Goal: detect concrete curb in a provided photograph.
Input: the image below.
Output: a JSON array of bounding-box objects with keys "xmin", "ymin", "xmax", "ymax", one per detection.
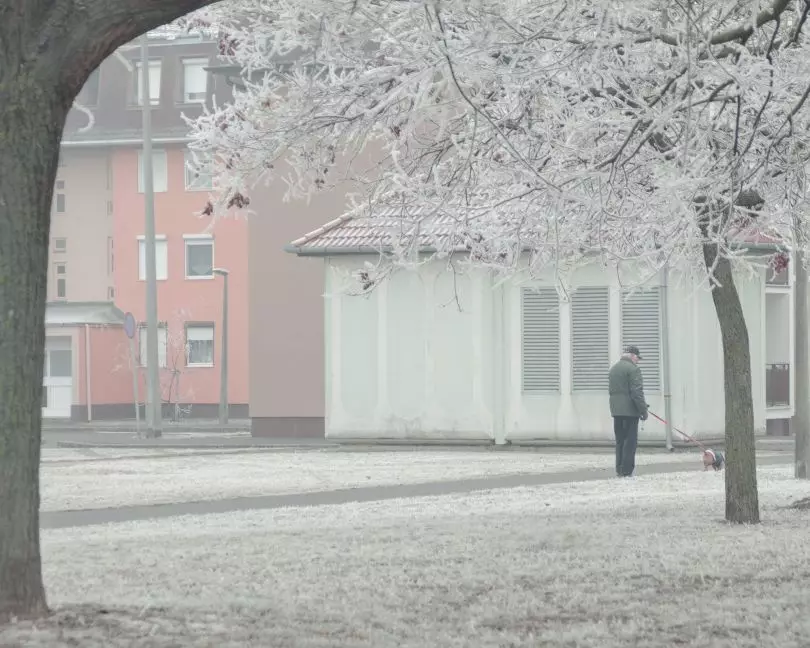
[
  {"xmin": 54, "ymin": 441, "xmax": 337, "ymax": 451},
  {"xmin": 43, "ymin": 419, "xmax": 251, "ymax": 432}
]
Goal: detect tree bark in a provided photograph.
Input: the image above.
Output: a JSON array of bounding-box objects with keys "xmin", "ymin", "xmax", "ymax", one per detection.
[
  {"xmin": 702, "ymin": 243, "xmax": 760, "ymax": 524},
  {"xmin": 0, "ymin": 79, "xmax": 64, "ymax": 622},
  {"xmin": 0, "ymin": 0, "xmax": 219, "ymax": 622}
]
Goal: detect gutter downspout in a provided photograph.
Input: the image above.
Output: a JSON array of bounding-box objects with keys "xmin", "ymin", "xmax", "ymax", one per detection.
[
  {"xmin": 661, "ymin": 265, "xmax": 673, "ymax": 450},
  {"xmin": 492, "ymin": 272, "xmax": 507, "ymax": 445},
  {"xmin": 85, "ymin": 324, "xmax": 93, "ymax": 422}
]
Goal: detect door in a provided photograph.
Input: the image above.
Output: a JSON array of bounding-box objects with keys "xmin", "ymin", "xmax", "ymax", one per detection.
[{"xmin": 42, "ymin": 336, "xmax": 73, "ymax": 418}]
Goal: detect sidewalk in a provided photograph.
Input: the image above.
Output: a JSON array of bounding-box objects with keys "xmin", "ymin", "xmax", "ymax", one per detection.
[
  {"xmin": 44, "ymin": 425, "xmax": 797, "ymax": 453},
  {"xmin": 40, "ymin": 452, "xmax": 793, "ymax": 530},
  {"xmin": 42, "ymin": 419, "xmax": 251, "ymax": 434}
]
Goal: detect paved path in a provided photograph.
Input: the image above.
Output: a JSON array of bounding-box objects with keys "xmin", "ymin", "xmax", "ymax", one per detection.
[{"xmin": 40, "ymin": 453, "xmax": 792, "ymax": 530}]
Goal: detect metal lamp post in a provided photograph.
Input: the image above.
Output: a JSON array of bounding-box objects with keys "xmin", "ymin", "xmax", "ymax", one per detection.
[
  {"xmin": 140, "ymin": 33, "xmax": 162, "ymax": 437},
  {"xmin": 213, "ymin": 268, "xmax": 229, "ymax": 425}
]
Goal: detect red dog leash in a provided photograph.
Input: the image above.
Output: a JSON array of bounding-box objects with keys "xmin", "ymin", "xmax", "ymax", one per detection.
[{"xmin": 647, "ymin": 411, "xmax": 709, "ymax": 452}]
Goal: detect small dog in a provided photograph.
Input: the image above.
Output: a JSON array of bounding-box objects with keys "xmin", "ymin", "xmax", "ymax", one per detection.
[{"xmin": 702, "ymin": 449, "xmax": 725, "ymax": 471}]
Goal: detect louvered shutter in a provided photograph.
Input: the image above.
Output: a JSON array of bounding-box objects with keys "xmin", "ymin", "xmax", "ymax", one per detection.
[
  {"xmin": 621, "ymin": 288, "xmax": 661, "ymax": 392},
  {"xmin": 521, "ymin": 289, "xmax": 560, "ymax": 392},
  {"xmin": 571, "ymin": 287, "xmax": 610, "ymax": 391}
]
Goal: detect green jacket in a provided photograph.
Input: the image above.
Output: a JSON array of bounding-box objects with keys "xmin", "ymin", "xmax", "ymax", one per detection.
[{"xmin": 608, "ymin": 357, "xmax": 647, "ymax": 418}]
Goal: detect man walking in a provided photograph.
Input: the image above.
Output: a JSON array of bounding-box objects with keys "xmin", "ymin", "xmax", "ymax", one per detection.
[{"xmin": 608, "ymin": 345, "xmax": 648, "ymax": 477}]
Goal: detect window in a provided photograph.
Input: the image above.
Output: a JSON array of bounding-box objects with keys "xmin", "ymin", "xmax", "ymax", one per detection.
[
  {"xmin": 521, "ymin": 288, "xmax": 561, "ymax": 392},
  {"xmin": 107, "ymin": 237, "xmax": 114, "ymax": 275},
  {"xmin": 48, "ymin": 350, "xmax": 72, "ymax": 378},
  {"xmin": 138, "ymin": 323, "xmax": 168, "ymax": 368},
  {"xmin": 134, "ymin": 60, "xmax": 162, "ymax": 106},
  {"xmin": 54, "ymin": 238, "xmax": 67, "ymax": 253},
  {"xmin": 571, "ymin": 286, "xmax": 610, "ymax": 391},
  {"xmin": 54, "ymin": 263, "xmax": 67, "ymax": 300},
  {"xmin": 108, "ymin": 287, "xmax": 115, "ymax": 300},
  {"xmin": 105, "ymin": 155, "xmax": 112, "ymax": 190},
  {"xmin": 54, "ymin": 180, "xmax": 66, "ymax": 213},
  {"xmin": 137, "ymin": 149, "xmax": 168, "ymax": 193},
  {"xmin": 182, "ymin": 58, "xmax": 208, "ymax": 103},
  {"xmin": 137, "ymin": 236, "xmax": 168, "ymax": 281},
  {"xmin": 184, "ymin": 150, "xmax": 213, "ymax": 190},
  {"xmin": 186, "ymin": 324, "xmax": 214, "ymax": 366},
  {"xmin": 184, "ymin": 236, "xmax": 214, "ymax": 278},
  {"xmin": 621, "ymin": 288, "xmax": 662, "ymax": 392}
]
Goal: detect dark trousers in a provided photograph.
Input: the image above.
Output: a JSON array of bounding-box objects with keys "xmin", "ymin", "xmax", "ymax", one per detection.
[{"xmin": 613, "ymin": 416, "xmax": 639, "ymax": 477}]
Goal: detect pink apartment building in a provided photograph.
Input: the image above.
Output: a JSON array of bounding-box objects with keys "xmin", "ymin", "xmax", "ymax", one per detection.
[
  {"xmin": 45, "ymin": 33, "xmax": 250, "ymax": 420},
  {"xmin": 111, "ymin": 145, "xmax": 249, "ymax": 417}
]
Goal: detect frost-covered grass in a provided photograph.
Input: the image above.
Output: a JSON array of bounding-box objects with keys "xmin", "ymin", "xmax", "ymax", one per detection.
[
  {"xmin": 40, "ymin": 449, "xmax": 720, "ymax": 511},
  {"xmin": 5, "ymin": 465, "xmax": 810, "ymax": 646}
]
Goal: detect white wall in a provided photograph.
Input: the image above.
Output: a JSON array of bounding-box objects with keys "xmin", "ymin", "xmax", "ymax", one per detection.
[
  {"xmin": 765, "ymin": 292, "xmax": 791, "ymax": 364},
  {"xmin": 324, "ymin": 256, "xmax": 770, "ymax": 443},
  {"xmin": 676, "ymin": 269, "xmax": 766, "ymax": 440},
  {"xmin": 504, "ymin": 263, "xmax": 667, "ymax": 442},
  {"xmin": 325, "ymin": 258, "xmax": 496, "ymax": 440}
]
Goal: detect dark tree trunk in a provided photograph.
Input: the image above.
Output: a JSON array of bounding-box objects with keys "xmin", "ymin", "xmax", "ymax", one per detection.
[
  {"xmin": 702, "ymin": 243, "xmax": 760, "ymax": 524},
  {"xmin": 0, "ymin": 0, "xmax": 219, "ymax": 622},
  {"xmin": 0, "ymin": 79, "xmax": 66, "ymax": 620}
]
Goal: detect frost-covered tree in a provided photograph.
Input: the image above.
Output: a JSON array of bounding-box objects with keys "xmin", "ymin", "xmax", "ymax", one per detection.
[
  {"xmin": 0, "ymin": 0, "xmax": 221, "ymax": 621},
  {"xmin": 188, "ymin": 0, "xmax": 810, "ymax": 524}
]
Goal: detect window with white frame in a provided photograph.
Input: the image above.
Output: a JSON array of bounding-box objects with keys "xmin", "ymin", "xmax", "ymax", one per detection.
[
  {"xmin": 137, "ymin": 149, "xmax": 168, "ymax": 193},
  {"xmin": 186, "ymin": 324, "xmax": 214, "ymax": 366},
  {"xmin": 54, "ymin": 263, "xmax": 67, "ymax": 300},
  {"xmin": 138, "ymin": 323, "xmax": 168, "ymax": 368},
  {"xmin": 184, "ymin": 150, "xmax": 213, "ymax": 190},
  {"xmin": 54, "ymin": 238, "xmax": 67, "ymax": 253},
  {"xmin": 54, "ymin": 180, "xmax": 66, "ymax": 213},
  {"xmin": 184, "ymin": 236, "xmax": 214, "ymax": 278},
  {"xmin": 137, "ymin": 236, "xmax": 168, "ymax": 281},
  {"xmin": 621, "ymin": 288, "xmax": 662, "ymax": 392},
  {"xmin": 571, "ymin": 286, "xmax": 610, "ymax": 391},
  {"xmin": 182, "ymin": 58, "xmax": 208, "ymax": 103},
  {"xmin": 521, "ymin": 288, "xmax": 561, "ymax": 392},
  {"xmin": 134, "ymin": 60, "xmax": 162, "ymax": 106}
]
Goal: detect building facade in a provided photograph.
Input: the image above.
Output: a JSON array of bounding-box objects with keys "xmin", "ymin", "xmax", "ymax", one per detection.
[
  {"xmin": 45, "ymin": 33, "xmax": 250, "ymax": 420},
  {"xmin": 288, "ymin": 215, "xmax": 795, "ymax": 444}
]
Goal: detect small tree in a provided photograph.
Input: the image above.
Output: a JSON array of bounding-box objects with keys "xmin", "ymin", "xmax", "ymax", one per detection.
[
  {"xmin": 112, "ymin": 310, "xmax": 197, "ymax": 422},
  {"xmin": 160, "ymin": 312, "xmax": 197, "ymax": 421},
  {"xmin": 0, "ymin": 0, "xmax": 219, "ymax": 620},
  {"xmin": 189, "ymin": 0, "xmax": 810, "ymax": 524}
]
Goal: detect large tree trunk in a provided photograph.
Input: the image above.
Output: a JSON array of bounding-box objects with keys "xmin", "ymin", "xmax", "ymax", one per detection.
[
  {"xmin": 0, "ymin": 80, "xmax": 67, "ymax": 620},
  {"xmin": 0, "ymin": 0, "xmax": 220, "ymax": 622},
  {"xmin": 702, "ymin": 244, "xmax": 760, "ymax": 524}
]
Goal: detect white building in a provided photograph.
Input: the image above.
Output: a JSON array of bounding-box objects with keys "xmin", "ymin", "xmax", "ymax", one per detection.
[{"xmin": 288, "ymin": 216, "xmax": 794, "ymax": 445}]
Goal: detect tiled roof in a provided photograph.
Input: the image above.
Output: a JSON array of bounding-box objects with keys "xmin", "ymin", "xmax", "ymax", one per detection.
[
  {"xmin": 61, "ymin": 126, "xmax": 192, "ymax": 145},
  {"xmin": 46, "ymin": 302, "xmax": 126, "ymax": 326},
  {"xmin": 287, "ymin": 211, "xmax": 784, "ymax": 256},
  {"xmin": 287, "ymin": 209, "xmax": 462, "ymax": 254}
]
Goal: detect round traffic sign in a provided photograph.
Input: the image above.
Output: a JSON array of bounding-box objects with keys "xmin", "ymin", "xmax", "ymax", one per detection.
[{"xmin": 123, "ymin": 312, "xmax": 137, "ymax": 339}]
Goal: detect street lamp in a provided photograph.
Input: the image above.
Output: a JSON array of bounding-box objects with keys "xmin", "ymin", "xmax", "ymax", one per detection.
[
  {"xmin": 213, "ymin": 268, "xmax": 229, "ymax": 425},
  {"xmin": 140, "ymin": 33, "xmax": 162, "ymax": 438}
]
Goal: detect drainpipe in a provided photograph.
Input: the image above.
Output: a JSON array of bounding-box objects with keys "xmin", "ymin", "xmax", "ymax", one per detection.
[
  {"xmin": 661, "ymin": 265, "xmax": 673, "ymax": 450},
  {"xmin": 85, "ymin": 324, "xmax": 93, "ymax": 422}
]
